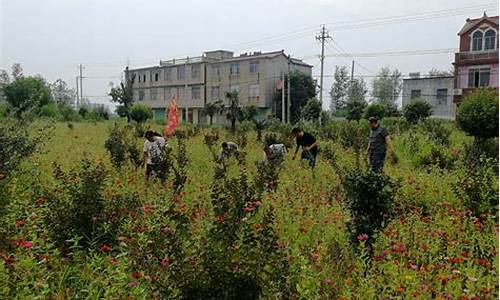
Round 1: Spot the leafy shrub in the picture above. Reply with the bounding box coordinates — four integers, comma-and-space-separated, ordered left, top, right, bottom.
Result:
456, 88, 498, 140
300, 98, 322, 122
38, 103, 59, 118
130, 104, 153, 123
44, 158, 140, 251
403, 99, 432, 124
418, 118, 452, 146
364, 103, 386, 120
104, 124, 141, 169
90, 105, 109, 120
346, 100, 366, 121
78, 106, 89, 119
380, 117, 410, 135
323, 147, 398, 244
454, 156, 499, 218
416, 143, 455, 170
58, 103, 80, 122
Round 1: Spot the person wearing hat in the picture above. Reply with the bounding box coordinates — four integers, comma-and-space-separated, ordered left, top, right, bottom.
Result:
366, 117, 391, 173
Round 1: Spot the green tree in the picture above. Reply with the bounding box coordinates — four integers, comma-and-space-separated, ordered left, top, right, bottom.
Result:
225, 91, 240, 132
329, 65, 349, 112
428, 68, 453, 77
50, 79, 76, 106
371, 67, 402, 110
403, 99, 432, 124
273, 70, 316, 123
109, 68, 135, 122
3, 76, 52, 116
203, 100, 224, 125
364, 103, 387, 120
300, 98, 322, 122
11, 63, 23, 80
237, 105, 259, 123
130, 104, 153, 123
456, 88, 498, 141
346, 100, 367, 121
348, 77, 368, 104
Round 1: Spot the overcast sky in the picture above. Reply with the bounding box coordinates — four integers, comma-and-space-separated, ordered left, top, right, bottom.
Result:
1, 0, 498, 110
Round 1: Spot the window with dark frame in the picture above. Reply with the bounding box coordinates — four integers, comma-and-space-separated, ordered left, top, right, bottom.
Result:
211, 86, 220, 99
410, 90, 421, 99
468, 67, 490, 87
191, 86, 201, 100
472, 31, 483, 51
155, 73, 159, 81
230, 63, 239, 75
212, 65, 220, 76
484, 29, 497, 50
165, 68, 172, 81
139, 90, 145, 101
436, 89, 448, 105
192, 64, 201, 79
177, 65, 185, 80
249, 61, 259, 73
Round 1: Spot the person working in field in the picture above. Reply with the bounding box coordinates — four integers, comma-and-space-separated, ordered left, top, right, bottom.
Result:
219, 141, 239, 162
366, 117, 393, 173
263, 143, 287, 164
143, 130, 167, 180
291, 128, 319, 170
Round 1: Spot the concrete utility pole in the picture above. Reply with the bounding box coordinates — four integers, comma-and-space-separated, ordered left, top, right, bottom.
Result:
79, 64, 83, 103
184, 57, 189, 122
281, 71, 285, 122
350, 60, 355, 99
316, 25, 331, 107
287, 55, 291, 123
75, 76, 79, 109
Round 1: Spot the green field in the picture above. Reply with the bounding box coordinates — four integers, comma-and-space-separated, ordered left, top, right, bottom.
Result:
0, 120, 498, 299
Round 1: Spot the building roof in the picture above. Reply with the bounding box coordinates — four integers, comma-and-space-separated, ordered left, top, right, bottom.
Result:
403, 75, 454, 81
457, 13, 499, 35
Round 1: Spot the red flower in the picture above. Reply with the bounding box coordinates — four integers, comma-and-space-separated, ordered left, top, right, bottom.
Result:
141, 204, 154, 214
474, 258, 491, 268
254, 200, 262, 207
36, 197, 45, 205
244, 206, 254, 213
99, 244, 112, 253
356, 234, 369, 241
128, 281, 139, 287
161, 257, 170, 268
323, 278, 333, 285
392, 242, 406, 254
449, 257, 463, 264
16, 240, 33, 249
107, 256, 118, 265
15, 220, 24, 227
131, 271, 142, 279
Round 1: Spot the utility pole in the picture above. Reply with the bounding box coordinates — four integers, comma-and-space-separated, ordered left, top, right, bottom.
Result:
350, 60, 355, 100
184, 57, 189, 123
281, 71, 285, 122
316, 25, 331, 107
287, 55, 291, 123
75, 76, 79, 109
79, 64, 83, 103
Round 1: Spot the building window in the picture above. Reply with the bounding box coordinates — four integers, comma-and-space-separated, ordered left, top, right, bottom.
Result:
230, 63, 239, 75
468, 67, 490, 87
139, 90, 145, 101
138, 75, 141, 83
212, 65, 220, 76
176, 87, 186, 99
164, 87, 171, 100
177, 65, 185, 80
192, 64, 201, 79
165, 68, 172, 81
211, 86, 220, 99
472, 31, 483, 51
150, 88, 158, 100
155, 73, 159, 81
410, 90, 421, 99
230, 84, 239, 93
436, 89, 448, 105
484, 29, 496, 50
249, 84, 260, 97
191, 86, 201, 100
249, 61, 259, 73
143, 74, 146, 82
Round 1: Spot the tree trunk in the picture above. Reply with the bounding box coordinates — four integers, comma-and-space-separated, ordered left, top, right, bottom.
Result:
231, 118, 236, 133
209, 116, 213, 126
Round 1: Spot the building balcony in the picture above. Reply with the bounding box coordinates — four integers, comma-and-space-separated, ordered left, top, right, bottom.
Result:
454, 50, 498, 66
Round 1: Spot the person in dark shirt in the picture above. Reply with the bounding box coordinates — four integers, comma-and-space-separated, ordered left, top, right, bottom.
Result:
366, 117, 392, 173
291, 128, 319, 169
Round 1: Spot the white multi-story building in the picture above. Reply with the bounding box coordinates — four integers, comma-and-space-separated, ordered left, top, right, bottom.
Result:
126, 50, 312, 124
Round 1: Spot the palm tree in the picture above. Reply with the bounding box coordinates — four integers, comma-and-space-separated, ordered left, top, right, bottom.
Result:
225, 91, 240, 133
203, 100, 223, 125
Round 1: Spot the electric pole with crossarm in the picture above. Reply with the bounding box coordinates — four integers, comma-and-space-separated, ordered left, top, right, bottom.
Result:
316, 25, 331, 108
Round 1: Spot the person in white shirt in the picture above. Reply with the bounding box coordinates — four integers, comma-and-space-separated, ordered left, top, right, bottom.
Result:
218, 141, 239, 162
143, 130, 166, 180
263, 143, 287, 163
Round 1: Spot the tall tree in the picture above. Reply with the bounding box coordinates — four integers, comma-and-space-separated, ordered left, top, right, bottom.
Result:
347, 77, 368, 104
371, 67, 402, 109
0, 70, 10, 85
300, 98, 322, 122
329, 65, 349, 111
109, 68, 135, 122
225, 91, 240, 133
50, 79, 76, 106
202, 100, 224, 125
273, 70, 316, 123
428, 68, 453, 77
11, 63, 23, 81
3, 76, 52, 116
